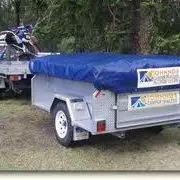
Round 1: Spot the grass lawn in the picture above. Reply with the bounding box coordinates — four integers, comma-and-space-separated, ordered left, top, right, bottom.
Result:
0, 97, 180, 171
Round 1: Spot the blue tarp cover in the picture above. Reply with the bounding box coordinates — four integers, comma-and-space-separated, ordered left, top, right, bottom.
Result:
29, 52, 180, 93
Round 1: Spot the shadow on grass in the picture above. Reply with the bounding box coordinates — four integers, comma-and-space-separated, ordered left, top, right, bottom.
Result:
66, 127, 174, 153
0, 91, 31, 101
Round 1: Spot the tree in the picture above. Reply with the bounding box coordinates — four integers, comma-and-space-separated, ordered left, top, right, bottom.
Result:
131, 0, 141, 54
0, 0, 180, 54
13, 0, 21, 26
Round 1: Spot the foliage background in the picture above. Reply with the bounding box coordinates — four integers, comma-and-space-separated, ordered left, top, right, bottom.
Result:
0, 0, 180, 54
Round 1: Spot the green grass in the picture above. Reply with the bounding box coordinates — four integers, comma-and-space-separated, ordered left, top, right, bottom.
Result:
0, 98, 180, 171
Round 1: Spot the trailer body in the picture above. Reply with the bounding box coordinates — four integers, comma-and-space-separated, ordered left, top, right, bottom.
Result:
0, 60, 32, 93
30, 53, 180, 146
0, 52, 56, 94
32, 75, 180, 137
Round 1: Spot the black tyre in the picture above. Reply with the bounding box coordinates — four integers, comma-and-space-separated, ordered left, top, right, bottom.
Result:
51, 102, 73, 147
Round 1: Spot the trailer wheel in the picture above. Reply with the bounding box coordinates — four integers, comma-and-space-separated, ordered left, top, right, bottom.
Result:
52, 102, 73, 147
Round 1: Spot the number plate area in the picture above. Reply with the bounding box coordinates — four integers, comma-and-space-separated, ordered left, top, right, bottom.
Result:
116, 90, 180, 129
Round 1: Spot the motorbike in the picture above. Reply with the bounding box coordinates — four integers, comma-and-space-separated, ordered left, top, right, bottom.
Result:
0, 24, 40, 61
0, 25, 41, 96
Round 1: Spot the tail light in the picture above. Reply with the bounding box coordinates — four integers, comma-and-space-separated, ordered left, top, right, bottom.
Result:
9, 75, 22, 81
97, 120, 106, 133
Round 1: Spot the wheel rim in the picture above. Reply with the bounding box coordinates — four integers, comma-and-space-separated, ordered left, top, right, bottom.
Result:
55, 110, 68, 139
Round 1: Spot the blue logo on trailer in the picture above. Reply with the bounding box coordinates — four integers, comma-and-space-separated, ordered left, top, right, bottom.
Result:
131, 96, 146, 108
139, 70, 153, 82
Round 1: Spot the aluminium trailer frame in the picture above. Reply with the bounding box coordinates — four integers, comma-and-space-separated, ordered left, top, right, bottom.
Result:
32, 74, 180, 146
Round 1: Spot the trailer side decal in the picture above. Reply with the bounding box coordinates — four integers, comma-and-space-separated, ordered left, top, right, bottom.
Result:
128, 91, 180, 111
137, 67, 180, 88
